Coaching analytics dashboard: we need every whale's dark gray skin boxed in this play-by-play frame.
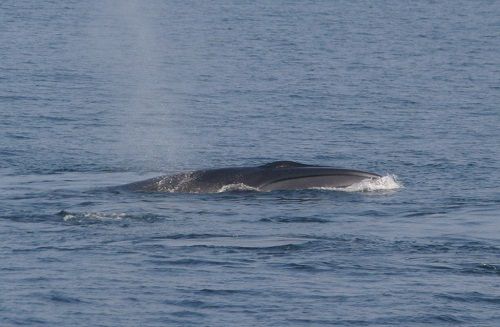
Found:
[122,161,381,193]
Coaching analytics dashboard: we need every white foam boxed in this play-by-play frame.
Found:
[63,212,127,222]
[213,175,402,193]
[216,183,260,193]
[313,175,402,192]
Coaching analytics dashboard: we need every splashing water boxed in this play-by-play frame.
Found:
[335,175,401,192]
[213,175,402,193]
[60,211,127,222]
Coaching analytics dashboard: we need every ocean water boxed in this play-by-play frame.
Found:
[1,0,499,326]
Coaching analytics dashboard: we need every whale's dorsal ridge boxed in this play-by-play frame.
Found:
[259,161,316,169]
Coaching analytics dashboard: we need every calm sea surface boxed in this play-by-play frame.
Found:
[1,1,499,326]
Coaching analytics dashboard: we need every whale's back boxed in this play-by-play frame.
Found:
[122,161,381,193]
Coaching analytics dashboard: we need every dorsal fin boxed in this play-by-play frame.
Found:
[259,161,315,169]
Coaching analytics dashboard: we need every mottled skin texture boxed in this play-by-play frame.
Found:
[123,161,381,193]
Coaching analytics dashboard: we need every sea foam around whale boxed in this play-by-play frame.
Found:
[323,174,402,192]
[214,175,402,193]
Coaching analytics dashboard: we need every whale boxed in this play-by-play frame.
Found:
[122,161,381,193]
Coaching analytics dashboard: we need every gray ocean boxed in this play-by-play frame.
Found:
[1,1,499,326]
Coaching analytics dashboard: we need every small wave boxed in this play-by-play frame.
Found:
[160,236,311,249]
[313,175,402,192]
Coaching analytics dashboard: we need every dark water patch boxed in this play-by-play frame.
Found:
[1,317,49,326]
[170,310,206,318]
[393,240,453,254]
[37,256,67,263]
[16,276,55,284]
[321,235,388,255]
[420,314,469,324]
[393,238,500,255]
[238,234,388,257]
[259,215,330,223]
[78,201,96,206]
[288,318,372,326]
[366,314,469,325]
[149,233,229,241]
[0,149,19,157]
[279,262,326,273]
[437,292,500,305]
[459,263,500,276]
[36,115,78,123]
[0,95,43,102]
[144,317,190,326]
[5,132,33,140]
[12,245,95,253]
[44,291,87,304]
[144,258,232,267]
[359,209,391,217]
[30,291,88,305]
[455,241,500,253]
[195,288,261,296]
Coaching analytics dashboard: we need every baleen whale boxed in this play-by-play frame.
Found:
[122,161,381,193]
